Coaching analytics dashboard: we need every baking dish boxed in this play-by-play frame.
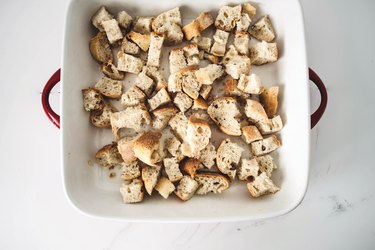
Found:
[42,0,328,222]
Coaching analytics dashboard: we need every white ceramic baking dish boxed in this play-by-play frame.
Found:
[42,0,328,222]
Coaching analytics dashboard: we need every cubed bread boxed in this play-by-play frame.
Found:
[152,106,179,130]
[224,76,250,99]
[117,51,143,74]
[102,19,123,44]
[192,36,212,52]
[249,41,278,65]
[236,13,251,32]
[163,157,183,182]
[244,99,269,124]
[133,131,165,166]
[237,73,264,94]
[192,98,208,110]
[90,102,116,128]
[174,92,193,113]
[142,164,161,195]
[207,97,242,136]
[101,61,125,80]
[127,31,151,52]
[256,154,277,177]
[214,5,242,31]
[155,176,176,199]
[94,76,123,98]
[195,64,224,85]
[199,85,213,100]
[210,29,230,56]
[89,32,113,63]
[91,6,113,31]
[117,136,138,163]
[169,48,187,74]
[145,66,168,91]
[95,142,123,168]
[147,33,165,68]
[250,135,281,156]
[249,15,276,42]
[120,178,144,203]
[175,176,199,201]
[133,16,154,34]
[168,112,188,140]
[183,12,214,40]
[121,85,146,107]
[190,113,212,124]
[242,2,256,19]
[120,37,140,55]
[247,172,279,198]
[152,7,183,45]
[183,44,200,66]
[181,116,211,158]
[203,52,219,64]
[194,173,230,195]
[222,45,251,79]
[199,142,216,169]
[166,134,184,161]
[182,158,201,177]
[181,68,201,99]
[135,67,155,96]
[216,138,244,179]
[237,158,259,181]
[257,115,283,135]
[82,87,105,111]
[259,86,279,117]
[241,125,263,144]
[116,10,133,30]
[234,32,250,55]
[148,88,171,111]
[110,104,151,138]
[120,160,140,180]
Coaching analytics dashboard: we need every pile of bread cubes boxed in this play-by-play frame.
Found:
[82,2,283,204]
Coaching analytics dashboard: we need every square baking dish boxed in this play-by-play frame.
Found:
[59,0,311,222]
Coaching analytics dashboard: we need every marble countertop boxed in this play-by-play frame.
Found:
[0,0,374,249]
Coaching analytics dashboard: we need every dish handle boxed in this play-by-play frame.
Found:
[309,68,328,129]
[41,68,60,128]
[41,68,328,130]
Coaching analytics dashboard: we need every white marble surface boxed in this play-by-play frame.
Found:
[0,0,375,249]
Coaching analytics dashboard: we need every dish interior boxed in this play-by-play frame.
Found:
[61,0,309,221]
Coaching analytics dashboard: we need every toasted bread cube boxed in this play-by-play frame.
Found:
[121,38,140,55]
[117,52,143,74]
[210,29,229,56]
[192,36,212,53]
[148,88,171,111]
[241,125,263,144]
[247,173,279,197]
[120,178,144,203]
[214,5,242,31]
[249,15,276,42]
[234,31,250,55]
[175,176,199,201]
[127,31,150,52]
[133,16,154,34]
[147,33,164,68]
[250,41,278,65]
[117,10,133,30]
[102,19,123,44]
[250,135,281,156]
[91,6,113,31]
[163,157,183,182]
[183,12,214,40]
[155,177,175,199]
[237,158,259,181]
